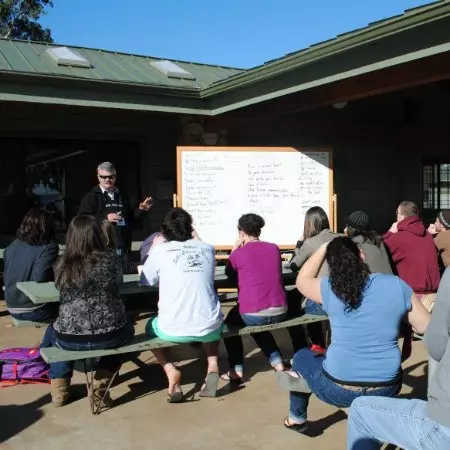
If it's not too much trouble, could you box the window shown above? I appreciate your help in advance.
[149,60,195,80]
[423,161,450,210]
[46,47,91,68]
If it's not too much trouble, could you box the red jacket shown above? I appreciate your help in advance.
[383,215,440,294]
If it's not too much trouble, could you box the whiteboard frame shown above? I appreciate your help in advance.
[176,146,335,250]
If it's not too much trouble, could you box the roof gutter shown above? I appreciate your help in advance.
[0,71,202,98]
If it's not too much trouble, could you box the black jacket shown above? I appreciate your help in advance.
[78,186,144,252]
[4,239,59,312]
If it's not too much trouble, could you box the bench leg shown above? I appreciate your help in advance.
[302,325,312,347]
[83,359,119,415]
[83,360,95,414]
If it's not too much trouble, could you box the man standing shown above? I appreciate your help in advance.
[79,162,153,256]
[383,200,440,311]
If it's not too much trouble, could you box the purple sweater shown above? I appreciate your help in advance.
[226,241,287,314]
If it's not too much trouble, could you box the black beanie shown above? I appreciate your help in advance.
[347,210,369,230]
[439,210,450,230]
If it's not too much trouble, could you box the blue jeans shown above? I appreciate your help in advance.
[290,348,401,422]
[11,303,59,324]
[224,305,287,373]
[304,299,327,348]
[348,397,450,449]
[42,322,135,379]
[304,299,327,316]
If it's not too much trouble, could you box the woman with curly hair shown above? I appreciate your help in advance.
[278,237,430,434]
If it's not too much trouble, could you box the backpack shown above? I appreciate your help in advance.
[0,348,50,387]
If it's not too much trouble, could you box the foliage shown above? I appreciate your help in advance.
[0,0,54,42]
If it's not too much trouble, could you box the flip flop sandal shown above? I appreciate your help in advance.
[276,371,312,393]
[199,372,220,397]
[283,417,308,434]
[167,391,184,403]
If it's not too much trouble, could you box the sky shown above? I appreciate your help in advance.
[40,0,436,68]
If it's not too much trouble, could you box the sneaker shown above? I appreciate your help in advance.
[310,344,326,354]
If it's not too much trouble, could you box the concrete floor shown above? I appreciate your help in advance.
[0,312,428,450]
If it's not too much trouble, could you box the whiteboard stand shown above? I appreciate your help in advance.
[332,194,338,232]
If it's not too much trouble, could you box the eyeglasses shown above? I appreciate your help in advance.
[98,175,115,180]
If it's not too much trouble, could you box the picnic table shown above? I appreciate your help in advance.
[0,241,145,260]
[16,265,296,305]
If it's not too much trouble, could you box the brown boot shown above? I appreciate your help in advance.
[51,378,70,407]
[91,368,116,410]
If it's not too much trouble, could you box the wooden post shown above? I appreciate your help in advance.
[332,194,338,232]
[172,194,178,208]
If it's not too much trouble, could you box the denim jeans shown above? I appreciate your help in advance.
[348,397,450,450]
[304,299,327,316]
[42,322,135,379]
[224,305,287,373]
[304,299,327,348]
[289,348,401,422]
[11,303,59,324]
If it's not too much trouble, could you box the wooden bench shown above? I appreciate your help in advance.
[41,314,328,414]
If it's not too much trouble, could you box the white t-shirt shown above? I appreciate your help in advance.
[142,239,223,336]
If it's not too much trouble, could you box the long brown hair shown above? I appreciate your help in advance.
[101,219,117,249]
[303,206,330,240]
[17,208,56,245]
[55,215,107,288]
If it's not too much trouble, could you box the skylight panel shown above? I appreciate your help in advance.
[46,47,91,68]
[150,60,195,80]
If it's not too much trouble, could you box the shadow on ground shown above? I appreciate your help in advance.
[0,393,50,444]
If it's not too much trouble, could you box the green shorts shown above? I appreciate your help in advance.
[145,316,223,343]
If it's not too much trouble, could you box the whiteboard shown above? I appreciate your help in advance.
[177,147,333,248]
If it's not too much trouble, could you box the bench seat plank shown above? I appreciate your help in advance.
[41,314,327,363]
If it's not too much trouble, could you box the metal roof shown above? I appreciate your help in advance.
[0,40,243,89]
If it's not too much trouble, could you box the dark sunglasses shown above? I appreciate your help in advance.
[99,175,115,180]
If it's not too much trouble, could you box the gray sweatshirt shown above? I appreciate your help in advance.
[424,267,450,428]
[352,235,393,275]
[290,229,337,276]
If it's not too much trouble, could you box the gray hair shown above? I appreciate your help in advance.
[97,161,116,174]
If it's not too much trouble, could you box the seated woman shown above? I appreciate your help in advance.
[3,208,59,323]
[141,208,223,402]
[222,213,291,383]
[347,267,450,450]
[278,237,429,434]
[344,210,393,275]
[289,206,338,350]
[42,215,134,408]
